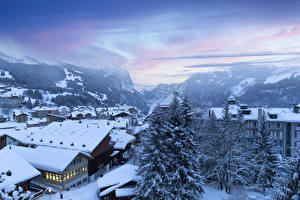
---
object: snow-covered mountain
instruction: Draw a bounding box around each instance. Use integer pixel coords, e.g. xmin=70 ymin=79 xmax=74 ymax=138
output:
xmin=0 ymin=53 xmax=147 ymax=111
xmin=144 ymin=66 xmax=300 ymax=107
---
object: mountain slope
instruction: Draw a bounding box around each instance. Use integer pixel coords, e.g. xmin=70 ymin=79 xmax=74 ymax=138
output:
xmin=0 ymin=58 xmax=148 ymax=111
xmin=145 ymin=66 xmax=300 ymax=107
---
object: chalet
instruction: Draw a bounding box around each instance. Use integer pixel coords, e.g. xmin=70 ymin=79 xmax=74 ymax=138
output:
xmin=6 ymin=145 xmax=90 ymax=190
xmin=70 ymin=110 xmax=97 ymax=120
xmin=46 ymin=113 xmax=67 ymax=124
xmin=10 ymin=120 xmax=116 ymax=181
xmin=57 ymin=106 xmax=70 ymax=117
xmin=0 ymin=114 xmax=7 ymax=123
xmin=0 ymin=148 xmax=40 ymax=192
xmin=13 ymin=110 xmax=29 ymax=123
xmin=97 ymin=164 xmax=140 ymax=200
xmin=32 ymin=106 xmax=58 ymax=118
xmin=109 ymin=130 xmax=135 ymax=166
xmin=26 ymin=118 xmax=47 ymax=127
xmin=97 ymin=164 xmax=139 ymax=200
xmin=0 ymin=96 xmax=20 ymax=108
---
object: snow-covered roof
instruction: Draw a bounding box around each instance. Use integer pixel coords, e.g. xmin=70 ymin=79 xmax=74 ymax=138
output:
xmin=26 ymin=118 xmax=47 ymax=125
xmin=110 ymin=130 xmax=135 ymax=150
xmin=71 ymin=110 xmax=96 ymax=118
xmin=17 ymin=120 xmax=115 ymax=154
xmin=13 ymin=110 xmax=29 ymax=116
xmin=32 ymin=106 xmax=58 ymax=111
xmin=114 ymin=118 xmax=128 ymax=129
xmin=210 ymin=106 xmax=300 ymax=122
xmin=98 ymin=164 xmax=139 ymax=197
xmin=0 ymin=148 xmax=40 ymax=189
xmin=5 ymin=145 xmax=87 ymax=173
xmin=133 ymin=124 xmax=149 ymax=135
xmin=0 ymin=122 xmax=27 ymax=130
xmin=115 ymin=188 xmax=135 ymax=197
xmin=58 ymin=106 xmax=70 ymax=113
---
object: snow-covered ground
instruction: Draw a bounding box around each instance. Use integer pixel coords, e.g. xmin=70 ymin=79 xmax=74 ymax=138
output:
xmin=0 ymin=71 xmax=14 ymax=79
xmin=56 ymin=68 xmax=83 ymax=88
xmin=39 ymin=181 xmax=98 ymax=200
xmin=37 ymin=182 xmax=270 ymax=200
xmin=231 ymin=78 xmax=256 ymax=97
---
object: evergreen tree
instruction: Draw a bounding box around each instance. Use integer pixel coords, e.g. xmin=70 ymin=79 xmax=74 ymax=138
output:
xmin=273 ymin=156 xmax=300 ymax=200
xmin=181 ymin=96 xmax=193 ymax=128
xmin=253 ymin=111 xmax=278 ymax=192
xmin=168 ymin=93 xmax=182 ymax=127
xmin=135 ymin=98 xmax=204 ymax=199
xmin=167 ymin=95 xmax=204 ymax=198
xmin=135 ymin=105 xmax=174 ymax=199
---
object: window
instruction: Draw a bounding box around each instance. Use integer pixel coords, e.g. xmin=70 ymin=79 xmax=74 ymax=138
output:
xmin=277 ymin=123 xmax=280 ymax=128
xmin=280 ymin=140 xmax=282 ymax=147
xmin=295 ymin=142 xmax=297 ymax=147
xmin=276 ymin=132 xmax=280 ymax=138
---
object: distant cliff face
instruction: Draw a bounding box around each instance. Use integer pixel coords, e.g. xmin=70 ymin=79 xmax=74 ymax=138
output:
xmin=144 ymin=66 xmax=300 ymax=108
xmin=0 ymin=57 xmax=148 ymax=111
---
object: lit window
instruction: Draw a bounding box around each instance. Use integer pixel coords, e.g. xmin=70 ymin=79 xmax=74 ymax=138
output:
xmin=67 ymin=173 xmax=70 ymax=180
xmin=64 ymin=175 xmax=66 ymax=181
xmin=70 ymin=172 xmax=73 ymax=178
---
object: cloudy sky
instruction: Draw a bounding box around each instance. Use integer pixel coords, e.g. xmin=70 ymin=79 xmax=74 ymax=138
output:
xmin=1 ymin=0 xmax=300 ymax=89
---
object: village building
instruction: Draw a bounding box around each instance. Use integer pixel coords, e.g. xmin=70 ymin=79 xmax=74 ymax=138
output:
xmin=0 ymin=96 xmax=20 ymax=108
xmin=70 ymin=110 xmax=97 ymax=120
xmin=46 ymin=113 xmax=67 ymax=124
xmin=31 ymin=106 xmax=58 ymax=118
xmin=0 ymin=147 xmax=40 ymax=192
xmin=26 ymin=118 xmax=47 ymax=127
xmin=5 ymin=145 xmax=90 ymax=190
xmin=13 ymin=110 xmax=29 ymax=123
xmin=57 ymin=106 xmax=70 ymax=116
xmin=109 ymin=129 xmax=135 ymax=166
xmin=210 ymin=96 xmax=300 ymax=158
xmin=2 ymin=120 xmax=117 ymax=181
xmin=97 ymin=164 xmax=139 ymax=200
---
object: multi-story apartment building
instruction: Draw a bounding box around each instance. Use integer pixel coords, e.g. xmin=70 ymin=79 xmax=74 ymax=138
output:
xmin=210 ymin=96 xmax=300 ymax=158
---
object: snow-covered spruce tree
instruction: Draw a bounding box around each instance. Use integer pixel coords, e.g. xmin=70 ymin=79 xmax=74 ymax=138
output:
xmin=181 ymin=96 xmax=193 ymax=128
xmin=135 ymin=105 xmax=175 ymax=199
xmin=252 ymin=111 xmax=278 ymax=192
xmin=167 ymin=94 xmax=204 ymax=199
xmin=135 ymin=100 xmax=204 ymax=199
xmin=273 ymin=155 xmax=300 ymax=200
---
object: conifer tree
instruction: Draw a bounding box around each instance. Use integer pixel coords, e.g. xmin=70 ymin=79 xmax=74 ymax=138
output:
xmin=253 ymin=111 xmax=278 ymax=192
xmin=181 ymin=96 xmax=193 ymax=128
xmin=135 ymin=105 xmax=175 ymax=199
xmin=273 ymin=156 xmax=300 ymax=200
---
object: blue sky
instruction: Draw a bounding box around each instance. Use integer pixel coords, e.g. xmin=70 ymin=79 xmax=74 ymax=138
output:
xmin=1 ymin=0 xmax=300 ymax=88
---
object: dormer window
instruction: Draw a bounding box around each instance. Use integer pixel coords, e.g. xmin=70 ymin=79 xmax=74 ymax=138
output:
xmin=231 ymin=115 xmax=237 ymax=119
xmin=40 ymin=139 xmax=43 ymax=142
xmin=269 ymin=113 xmax=278 ymax=119
xmin=71 ymin=143 xmax=74 ymax=146
xmin=60 ymin=141 xmax=63 ymax=145
xmin=82 ymin=144 xmax=86 ymax=147
xmin=31 ymin=138 xmax=34 ymax=141
xmin=50 ymin=140 xmax=53 ymax=143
